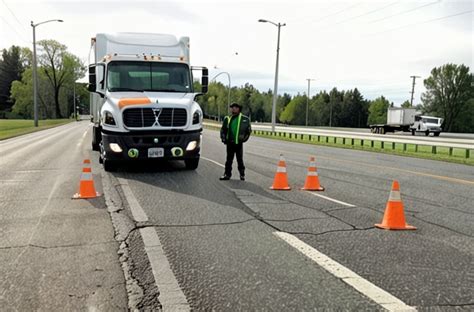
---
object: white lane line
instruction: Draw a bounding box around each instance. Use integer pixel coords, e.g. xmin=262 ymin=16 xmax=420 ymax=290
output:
xmin=308 ymin=192 xmax=356 ymax=207
xmin=77 ymin=129 xmax=88 ymax=148
xmin=202 ymin=156 xmax=356 ymax=208
xmin=201 ymin=156 xmax=225 ymax=168
xmin=140 ymin=227 xmax=190 ymax=311
xmin=117 ymin=178 xmax=149 ymax=222
xmin=117 ymin=177 xmax=190 ymax=311
xmin=274 ymin=232 xmax=416 ymax=312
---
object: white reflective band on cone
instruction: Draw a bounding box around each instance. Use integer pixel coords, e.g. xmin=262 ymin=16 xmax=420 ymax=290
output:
xmin=388 ymin=191 xmax=402 ymax=201
xmin=81 ymin=173 xmax=93 ymax=181
xmin=307 ymin=171 xmax=318 ymax=176
xmin=277 ymin=167 xmax=287 ymax=173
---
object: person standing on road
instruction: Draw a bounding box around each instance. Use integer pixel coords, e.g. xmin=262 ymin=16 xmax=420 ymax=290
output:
xmin=220 ymin=103 xmax=251 ymax=181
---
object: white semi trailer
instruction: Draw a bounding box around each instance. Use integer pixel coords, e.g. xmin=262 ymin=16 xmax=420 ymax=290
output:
xmin=88 ymin=33 xmax=208 ymax=171
xmin=370 ymin=107 xmax=443 ymax=136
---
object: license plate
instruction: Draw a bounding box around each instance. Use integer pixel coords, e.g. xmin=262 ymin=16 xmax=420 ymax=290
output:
xmin=148 ymin=147 xmax=164 ymax=158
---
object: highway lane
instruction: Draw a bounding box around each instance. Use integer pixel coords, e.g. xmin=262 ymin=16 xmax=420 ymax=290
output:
xmin=0 ymin=122 xmax=127 ymax=311
xmin=248 ymin=123 xmax=474 ymax=147
xmin=108 ymin=128 xmax=474 ymax=310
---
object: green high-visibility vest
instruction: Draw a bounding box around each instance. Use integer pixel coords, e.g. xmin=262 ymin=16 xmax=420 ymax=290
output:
xmin=225 ymin=113 xmax=242 ymax=144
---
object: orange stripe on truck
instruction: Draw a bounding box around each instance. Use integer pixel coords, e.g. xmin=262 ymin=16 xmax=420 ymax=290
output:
xmin=118 ymin=97 xmax=151 ymax=109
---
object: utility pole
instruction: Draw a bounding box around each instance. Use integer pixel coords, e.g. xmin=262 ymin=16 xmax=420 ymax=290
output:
xmin=410 ymin=75 xmax=421 ymax=107
xmin=306 ymin=78 xmax=315 ymax=126
xmin=258 ymin=19 xmax=286 ymax=132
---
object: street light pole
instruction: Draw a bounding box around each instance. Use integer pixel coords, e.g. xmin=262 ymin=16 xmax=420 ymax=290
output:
xmin=73 ymin=81 xmax=76 ymax=121
xmin=259 ymin=19 xmax=286 ymax=132
xmin=210 ymin=71 xmax=231 ymax=122
xmin=306 ymin=78 xmax=315 ymax=126
xmin=31 ymin=19 xmax=63 ymax=127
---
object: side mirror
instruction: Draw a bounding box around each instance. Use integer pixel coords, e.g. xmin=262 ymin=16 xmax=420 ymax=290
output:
xmin=88 ymin=65 xmax=96 ymax=92
xmin=201 ymin=67 xmax=208 ymax=94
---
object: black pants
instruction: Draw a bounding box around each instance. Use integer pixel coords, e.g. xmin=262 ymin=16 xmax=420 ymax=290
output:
xmin=225 ymin=142 xmax=245 ymax=177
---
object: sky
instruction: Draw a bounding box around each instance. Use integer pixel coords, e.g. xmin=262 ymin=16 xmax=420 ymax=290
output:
xmin=1 ymin=0 xmax=472 ymax=105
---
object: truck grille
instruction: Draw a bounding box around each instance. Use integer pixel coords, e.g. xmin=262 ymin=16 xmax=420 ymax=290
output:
xmin=123 ymin=108 xmax=187 ymax=128
xmin=158 ymin=108 xmax=187 ymax=127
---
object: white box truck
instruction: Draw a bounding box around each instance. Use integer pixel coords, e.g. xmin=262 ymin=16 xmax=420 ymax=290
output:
xmin=88 ymin=33 xmax=208 ymax=171
xmin=370 ymin=107 xmax=443 ymax=136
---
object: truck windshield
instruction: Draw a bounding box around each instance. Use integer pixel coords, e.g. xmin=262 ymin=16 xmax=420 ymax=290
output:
xmin=422 ymin=118 xmax=439 ymax=124
xmin=107 ymin=61 xmax=191 ymax=93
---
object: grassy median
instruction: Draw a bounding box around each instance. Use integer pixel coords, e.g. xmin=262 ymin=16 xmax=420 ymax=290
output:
xmin=0 ymin=119 xmax=73 ymax=140
xmin=204 ymin=123 xmax=473 ymax=166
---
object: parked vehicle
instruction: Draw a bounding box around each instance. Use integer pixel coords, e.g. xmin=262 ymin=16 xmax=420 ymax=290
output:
xmin=88 ymin=33 xmax=208 ymax=171
xmin=370 ymin=107 xmax=442 ymax=136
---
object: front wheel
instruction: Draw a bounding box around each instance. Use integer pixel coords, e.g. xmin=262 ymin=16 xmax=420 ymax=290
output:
xmin=434 ymin=132 xmax=440 ymax=137
xmin=425 ymin=130 xmax=430 ymax=136
xmin=411 ymin=129 xmax=415 ymax=136
xmin=92 ymin=126 xmax=101 ymax=151
xmin=103 ymin=159 xmax=118 ymax=172
xmin=185 ymin=158 xmax=199 ymax=170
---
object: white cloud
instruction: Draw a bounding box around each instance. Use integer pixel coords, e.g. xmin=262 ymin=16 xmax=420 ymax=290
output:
xmin=1 ymin=0 xmax=472 ymax=105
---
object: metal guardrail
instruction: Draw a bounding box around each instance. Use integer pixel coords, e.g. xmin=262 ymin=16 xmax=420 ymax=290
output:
xmin=203 ymin=122 xmax=473 ymax=159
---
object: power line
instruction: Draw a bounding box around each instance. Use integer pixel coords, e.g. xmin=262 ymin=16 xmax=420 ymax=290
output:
xmin=333 ymin=1 xmax=400 ymax=26
xmin=293 ymin=3 xmax=361 ymax=25
xmin=369 ymin=9 xmax=473 ymax=36
xmin=0 ymin=15 xmax=30 ymax=44
xmin=1 ymin=0 xmax=28 ymax=34
xmin=369 ymin=0 xmax=440 ymax=24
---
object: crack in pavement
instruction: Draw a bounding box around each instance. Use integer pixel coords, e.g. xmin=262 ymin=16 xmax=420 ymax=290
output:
xmin=434 ymin=302 xmax=474 ymax=307
xmin=288 ymin=226 xmax=376 ymax=237
xmin=410 ymin=215 xmax=474 ymax=238
xmin=0 ymin=241 xmax=117 ymax=250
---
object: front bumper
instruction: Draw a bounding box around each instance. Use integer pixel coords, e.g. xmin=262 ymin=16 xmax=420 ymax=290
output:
xmin=101 ymin=129 xmax=201 ymax=161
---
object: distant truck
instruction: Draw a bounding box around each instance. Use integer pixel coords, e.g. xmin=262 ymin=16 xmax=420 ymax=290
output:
xmin=88 ymin=33 xmax=208 ymax=171
xmin=370 ymin=107 xmax=443 ymax=136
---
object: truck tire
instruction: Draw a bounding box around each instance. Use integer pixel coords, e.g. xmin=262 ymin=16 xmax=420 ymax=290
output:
xmin=185 ymin=158 xmax=199 ymax=170
xmin=411 ymin=129 xmax=415 ymax=136
xmin=434 ymin=132 xmax=440 ymax=137
xmin=425 ymin=130 xmax=430 ymax=136
xmin=103 ymin=159 xmax=117 ymax=172
xmin=92 ymin=126 xmax=101 ymax=151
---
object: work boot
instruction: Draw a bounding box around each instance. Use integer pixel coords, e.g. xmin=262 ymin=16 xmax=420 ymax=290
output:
xmin=219 ymin=175 xmax=230 ymax=181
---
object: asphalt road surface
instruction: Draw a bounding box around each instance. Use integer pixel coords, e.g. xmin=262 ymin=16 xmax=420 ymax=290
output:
xmin=0 ymin=122 xmax=127 ymax=311
xmin=2 ymin=121 xmax=473 ymax=311
xmin=108 ymin=125 xmax=473 ymax=310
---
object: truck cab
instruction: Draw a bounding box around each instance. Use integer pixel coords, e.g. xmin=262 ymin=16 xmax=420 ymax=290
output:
xmin=411 ymin=115 xmax=443 ymax=136
xmin=88 ymin=33 xmax=208 ymax=171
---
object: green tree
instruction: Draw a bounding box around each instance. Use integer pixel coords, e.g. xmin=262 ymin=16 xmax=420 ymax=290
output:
xmin=451 ymin=98 xmax=474 ymax=133
xmin=0 ymin=46 xmax=27 ymax=116
xmin=421 ymin=63 xmax=474 ymax=131
xmin=368 ymin=96 xmax=390 ymax=125
xmin=280 ymin=95 xmax=306 ymax=125
xmin=401 ymin=100 xmax=411 ymax=108
xmin=38 ymin=39 xmax=85 ymax=118
xmin=11 ymin=68 xmax=56 ymax=118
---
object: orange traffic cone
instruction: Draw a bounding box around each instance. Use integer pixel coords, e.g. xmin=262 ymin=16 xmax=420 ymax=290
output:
xmin=301 ymin=156 xmax=324 ymax=191
xmin=375 ymin=180 xmax=416 ymax=230
xmin=270 ymin=154 xmax=291 ymax=190
xmin=73 ymin=159 xmax=100 ymax=199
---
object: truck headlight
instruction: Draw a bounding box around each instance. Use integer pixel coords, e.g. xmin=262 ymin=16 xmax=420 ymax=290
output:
xmin=192 ymin=111 xmax=201 ymax=125
xmin=103 ymin=111 xmax=116 ymax=126
xmin=186 ymin=140 xmax=198 ymax=151
xmin=109 ymin=143 xmax=122 ymax=153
